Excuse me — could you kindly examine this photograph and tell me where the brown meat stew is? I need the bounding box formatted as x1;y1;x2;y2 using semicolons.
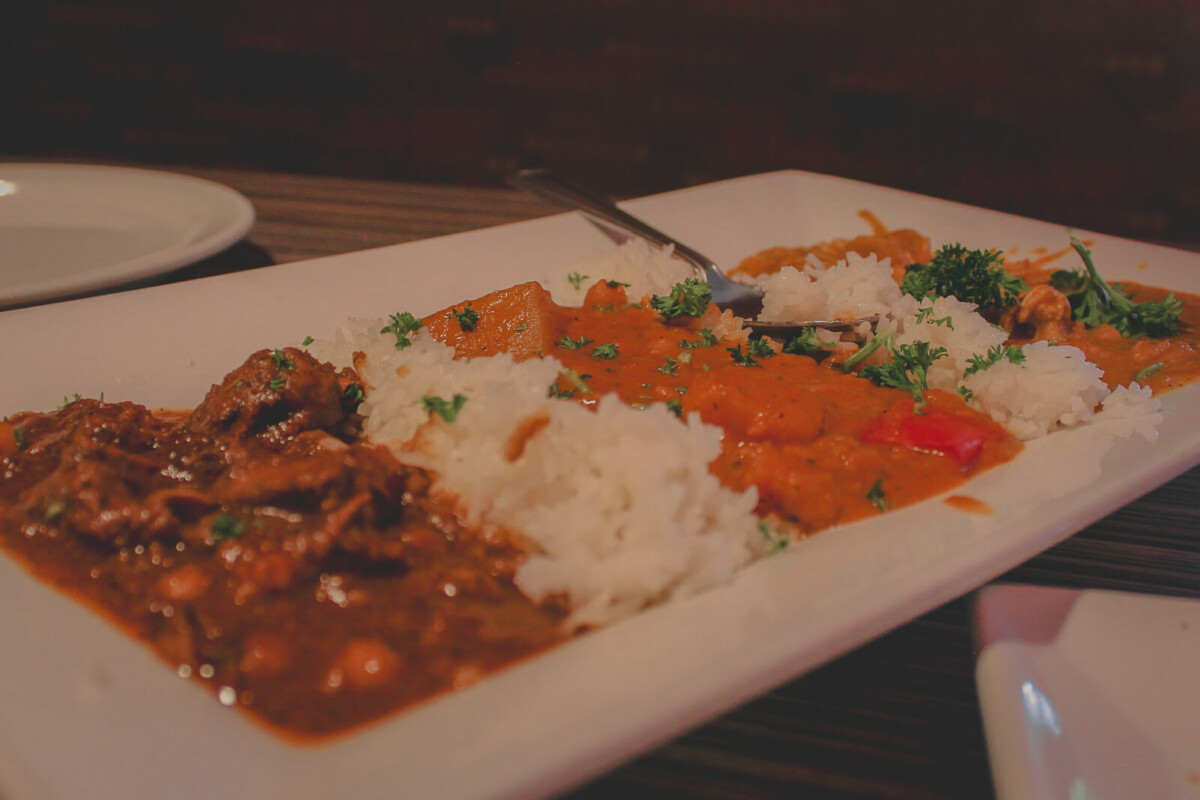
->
0;348;565;740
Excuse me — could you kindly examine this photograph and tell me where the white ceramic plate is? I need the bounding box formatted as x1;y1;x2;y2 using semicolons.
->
974;584;1200;799
0;171;1197;800
0;163;254;308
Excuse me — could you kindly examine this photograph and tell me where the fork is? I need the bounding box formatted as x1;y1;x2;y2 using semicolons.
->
506;169;868;335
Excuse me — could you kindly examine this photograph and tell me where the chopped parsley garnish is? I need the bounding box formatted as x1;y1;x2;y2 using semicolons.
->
271;349;296;370
550;369;593;398
840;330;894;372
269;375;287;392
1133;362;1164;382
915;307;955;328
557;335;594;350
567;272;589;290
727;344;759;367
901;244;1028;312
452;303;480;332
57;394;82;410
867;479;889;511
211;513;245;541
513;322;529;332
606;279;630;288
747;337;775;358
665;398;683;417
591;343;619;360
1048;238;1183;338
421;394;468;422
381;311;423;350
301;335;314;346
758;522;789;554
781;327;835;358
679;329;718;349
650;279;712;320
858;339;948;409
658;355;680;375
343;383;365;406
962;345;1026;378
12;426;26;449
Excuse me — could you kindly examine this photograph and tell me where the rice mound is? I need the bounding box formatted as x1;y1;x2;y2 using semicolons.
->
1095;381;1161;420
310;323;762;629
756;252;908;333
961;341;1112;439
890;296;1009;392
544;239;695;307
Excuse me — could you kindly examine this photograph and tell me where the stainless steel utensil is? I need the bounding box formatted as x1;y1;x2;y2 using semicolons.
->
506;168;869;335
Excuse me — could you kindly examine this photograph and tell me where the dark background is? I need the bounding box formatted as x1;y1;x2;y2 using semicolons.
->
7;0;1200;245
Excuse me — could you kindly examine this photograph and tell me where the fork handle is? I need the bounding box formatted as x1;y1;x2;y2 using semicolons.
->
507;169;718;276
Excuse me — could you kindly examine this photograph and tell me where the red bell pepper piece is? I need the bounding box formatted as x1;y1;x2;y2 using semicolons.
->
862;402;997;464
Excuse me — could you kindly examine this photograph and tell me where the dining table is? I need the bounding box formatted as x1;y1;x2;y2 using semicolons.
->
6;160;1200;800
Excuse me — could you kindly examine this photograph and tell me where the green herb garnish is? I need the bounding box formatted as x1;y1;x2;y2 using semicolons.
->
211;513;245;541
381;311;423;350
567;272;589;290
665;398;683;417
658;355;680;376
591;343;619;360
747;338;775;358
550;369;593;398
901;244;1027;312
421;394;468;422
962;345;1026;378
452;303;480;332
1048;238;1183;337
781;328;835;358
650;279;712;320
758;521;789;554
301;335;314;346
860;341;948;409
727;344;758;367
557;335;594;350
915;307;955;328
1133;362;1164;382
867;479;890;511
269;376;287;392
12;427;26;450
271;349;296;370
679;329;718;349
343;383;365;406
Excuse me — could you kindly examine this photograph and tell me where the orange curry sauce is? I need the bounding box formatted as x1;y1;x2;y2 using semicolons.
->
1004;250;1200;393
426;279;1019;536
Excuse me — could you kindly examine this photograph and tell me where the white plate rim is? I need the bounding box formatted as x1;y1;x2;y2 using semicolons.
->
0;169;1197;800
0;162;255;307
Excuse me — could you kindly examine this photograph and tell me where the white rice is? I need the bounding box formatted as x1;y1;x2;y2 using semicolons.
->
309;322;762;630
544;239;695;306
755;252;909;336
960;342;1112;439
889;295;1009;393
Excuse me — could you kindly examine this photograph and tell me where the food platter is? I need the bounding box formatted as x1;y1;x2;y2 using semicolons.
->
0;163;254;308
0;170;1197;800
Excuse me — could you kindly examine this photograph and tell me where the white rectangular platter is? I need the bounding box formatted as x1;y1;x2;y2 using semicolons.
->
1;171;1198;800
